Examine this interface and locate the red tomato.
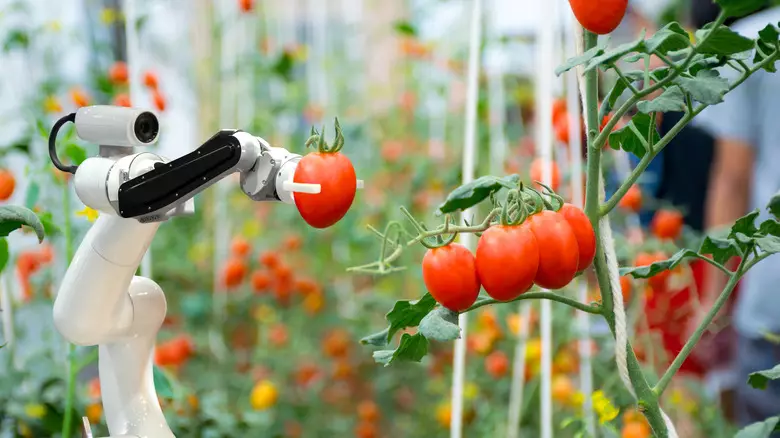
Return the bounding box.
[485,350,510,378]
[259,251,281,268]
[619,185,643,212]
[293,152,356,229]
[552,99,568,126]
[558,204,596,271]
[152,91,166,112]
[620,275,632,303]
[251,270,272,292]
[530,159,561,192]
[476,224,539,301]
[422,243,481,312]
[554,116,570,144]
[527,210,580,290]
[239,0,254,12]
[113,93,131,107]
[143,71,159,89]
[108,61,128,84]
[231,236,251,257]
[651,209,684,240]
[569,0,628,35]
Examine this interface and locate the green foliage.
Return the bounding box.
[154,365,175,399]
[418,306,460,341]
[393,20,417,37]
[674,71,730,105]
[620,249,699,278]
[636,86,686,113]
[373,333,429,366]
[695,26,754,55]
[435,174,519,215]
[748,365,780,390]
[645,22,690,55]
[715,0,768,18]
[0,238,8,273]
[0,205,45,242]
[384,293,436,344]
[608,113,660,158]
[734,416,780,438]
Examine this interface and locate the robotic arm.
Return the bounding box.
[49,106,328,438]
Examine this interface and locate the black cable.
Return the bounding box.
[49,113,78,174]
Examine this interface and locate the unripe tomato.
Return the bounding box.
[421,243,481,312]
[70,88,90,108]
[485,350,510,378]
[250,380,278,410]
[558,203,596,271]
[569,0,628,35]
[651,209,683,240]
[293,151,356,228]
[475,224,539,301]
[527,210,580,290]
[552,375,575,405]
[0,169,16,200]
[635,251,670,291]
[530,158,561,192]
[619,185,643,212]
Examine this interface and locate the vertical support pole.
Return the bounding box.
[451,1,481,437]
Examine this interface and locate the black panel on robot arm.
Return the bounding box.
[117,130,243,218]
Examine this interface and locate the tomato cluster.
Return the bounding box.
[422,202,596,312]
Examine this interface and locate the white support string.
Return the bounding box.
[535,1,557,436]
[563,7,594,436]
[123,0,153,279]
[506,303,531,438]
[451,1,481,437]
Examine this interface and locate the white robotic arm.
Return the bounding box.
[48,106,324,438]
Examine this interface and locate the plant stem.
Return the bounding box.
[581,30,669,437]
[465,291,602,315]
[654,260,744,396]
[62,182,76,438]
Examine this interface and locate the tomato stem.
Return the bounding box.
[463,289,602,314]
[535,182,565,211]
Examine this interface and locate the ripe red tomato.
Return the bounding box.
[635,251,670,291]
[422,243,481,312]
[569,0,628,35]
[527,210,580,290]
[476,224,539,301]
[554,116,570,145]
[152,91,166,112]
[485,350,510,378]
[231,236,251,257]
[108,61,128,84]
[619,185,643,212]
[143,71,158,89]
[552,99,568,126]
[558,204,596,271]
[293,152,356,229]
[620,275,632,303]
[651,209,683,240]
[239,0,254,12]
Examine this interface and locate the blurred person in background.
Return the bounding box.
[691,0,780,431]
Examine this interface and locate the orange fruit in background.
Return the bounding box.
[485,351,510,378]
[552,98,568,125]
[283,234,302,251]
[85,403,102,424]
[634,251,670,291]
[231,236,251,257]
[108,61,128,84]
[355,421,378,438]
[619,185,643,212]
[357,400,380,422]
[551,375,575,405]
[530,158,561,192]
[620,275,632,303]
[553,349,578,375]
[554,116,570,144]
[87,378,101,399]
[651,209,684,240]
[251,270,272,292]
[222,258,247,288]
[268,323,289,347]
[143,70,159,89]
[273,263,293,283]
[303,291,325,314]
[239,0,254,13]
[294,277,319,295]
[259,251,281,268]
[380,140,404,164]
[152,90,166,112]
[113,93,131,107]
[323,329,351,359]
[70,88,90,108]
[621,421,651,438]
[0,169,16,201]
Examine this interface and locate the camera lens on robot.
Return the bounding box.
[134,112,159,144]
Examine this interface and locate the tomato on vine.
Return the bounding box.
[293,120,357,229]
[422,243,480,312]
[619,185,643,212]
[558,203,596,271]
[651,209,683,240]
[569,0,628,35]
[476,224,539,301]
[527,210,580,290]
[0,169,16,200]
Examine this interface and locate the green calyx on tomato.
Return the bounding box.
[305,117,345,154]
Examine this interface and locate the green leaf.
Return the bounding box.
[272,51,294,81]
[584,35,646,73]
[695,25,755,55]
[555,40,607,75]
[636,86,686,113]
[393,21,417,36]
[0,206,45,242]
[418,307,461,341]
[606,77,630,108]
[361,328,390,347]
[36,211,60,237]
[3,29,29,51]
[734,416,780,438]
[373,333,429,366]
[715,0,768,18]
[436,174,519,215]
[768,191,780,220]
[756,235,780,254]
[63,144,87,166]
[0,238,8,274]
[700,236,741,264]
[607,112,660,158]
[153,365,174,399]
[689,54,727,76]
[755,24,780,73]
[730,209,760,239]
[646,22,691,55]
[759,219,780,237]
[385,293,437,343]
[24,182,39,209]
[620,249,697,279]
[748,365,780,390]
[674,71,730,105]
